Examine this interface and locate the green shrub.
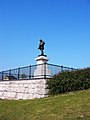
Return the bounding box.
[47,68,90,95]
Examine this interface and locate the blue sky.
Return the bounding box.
[0,0,90,71]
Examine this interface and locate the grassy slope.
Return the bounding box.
[0,89,90,120]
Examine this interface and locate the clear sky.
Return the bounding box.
[0,0,90,71]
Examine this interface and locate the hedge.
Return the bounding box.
[47,68,90,95]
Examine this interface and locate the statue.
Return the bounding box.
[38,39,45,56]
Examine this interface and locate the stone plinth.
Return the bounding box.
[35,55,48,64]
[34,55,50,78]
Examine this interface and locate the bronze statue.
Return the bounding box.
[38,39,45,56]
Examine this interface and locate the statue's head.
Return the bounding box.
[40,39,42,42]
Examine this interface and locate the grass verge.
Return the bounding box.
[0,89,90,120]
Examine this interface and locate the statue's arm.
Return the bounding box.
[38,44,40,49]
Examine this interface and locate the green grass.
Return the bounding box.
[0,89,90,120]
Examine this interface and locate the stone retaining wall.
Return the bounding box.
[0,79,48,100]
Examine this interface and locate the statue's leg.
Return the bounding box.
[41,50,44,55]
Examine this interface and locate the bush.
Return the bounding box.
[47,68,90,95]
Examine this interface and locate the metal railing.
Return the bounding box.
[0,63,76,81]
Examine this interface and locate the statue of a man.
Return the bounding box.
[38,39,45,55]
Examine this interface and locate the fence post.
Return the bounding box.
[18,68,20,79]
[2,71,3,80]
[29,65,31,79]
[44,63,46,79]
[61,66,63,72]
[9,69,11,77]
[71,68,74,71]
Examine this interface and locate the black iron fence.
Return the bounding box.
[0,63,76,81]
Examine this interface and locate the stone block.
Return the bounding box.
[0,79,48,100]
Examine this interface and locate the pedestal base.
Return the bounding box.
[38,55,47,57]
[35,55,48,64]
[34,56,50,78]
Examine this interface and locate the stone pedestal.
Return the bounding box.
[34,55,50,78]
